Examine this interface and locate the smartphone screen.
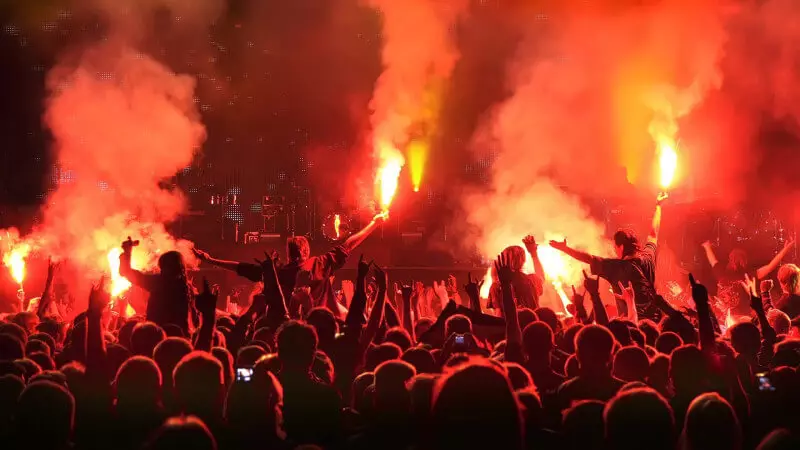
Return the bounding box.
[454,335,465,345]
[236,367,254,383]
[756,373,775,392]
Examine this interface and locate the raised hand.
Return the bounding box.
[688,274,709,308]
[401,282,413,300]
[657,192,669,205]
[583,270,600,296]
[549,238,569,252]
[121,236,140,253]
[357,254,372,280]
[522,235,538,252]
[373,264,388,292]
[784,238,796,251]
[760,279,774,293]
[739,273,758,298]
[373,211,389,223]
[432,280,449,303]
[494,253,514,285]
[464,273,484,300]
[615,280,635,305]
[88,276,110,318]
[196,277,219,317]
[445,274,458,295]
[570,285,585,307]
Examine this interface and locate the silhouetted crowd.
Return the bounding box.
[2,229,800,450]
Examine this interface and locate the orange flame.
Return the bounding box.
[107,247,148,298]
[3,242,30,286]
[479,239,577,316]
[334,214,341,239]
[376,140,405,211]
[107,248,131,297]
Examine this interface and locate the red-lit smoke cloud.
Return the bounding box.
[367,0,467,206]
[25,0,222,284]
[460,1,734,289]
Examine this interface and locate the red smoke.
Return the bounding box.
[367,0,467,207]
[0,0,222,306]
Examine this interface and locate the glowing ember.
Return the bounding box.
[334,214,341,239]
[658,139,678,189]
[376,140,405,212]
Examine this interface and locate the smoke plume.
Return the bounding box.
[461,1,733,290]
[367,0,467,204]
[29,0,222,283]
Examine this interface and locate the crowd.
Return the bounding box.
[2,206,800,450]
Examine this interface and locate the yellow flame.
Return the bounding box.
[536,245,574,317]
[408,139,427,193]
[658,139,678,189]
[108,247,147,298]
[377,140,405,211]
[107,248,131,297]
[3,244,30,286]
[334,214,341,239]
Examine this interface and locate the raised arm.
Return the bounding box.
[496,254,522,348]
[193,248,241,272]
[700,241,719,268]
[37,259,57,320]
[689,274,715,353]
[342,212,387,254]
[257,253,289,328]
[756,239,795,280]
[359,264,387,353]
[119,238,156,290]
[86,278,110,383]
[584,271,609,327]
[549,239,595,265]
[401,283,415,342]
[463,273,484,314]
[648,193,668,244]
[523,236,547,281]
[194,278,218,352]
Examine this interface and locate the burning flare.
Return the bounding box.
[107,248,131,297]
[376,140,405,211]
[4,247,28,287]
[334,214,341,239]
[2,231,30,287]
[658,138,678,189]
[408,139,428,193]
[479,238,577,316]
